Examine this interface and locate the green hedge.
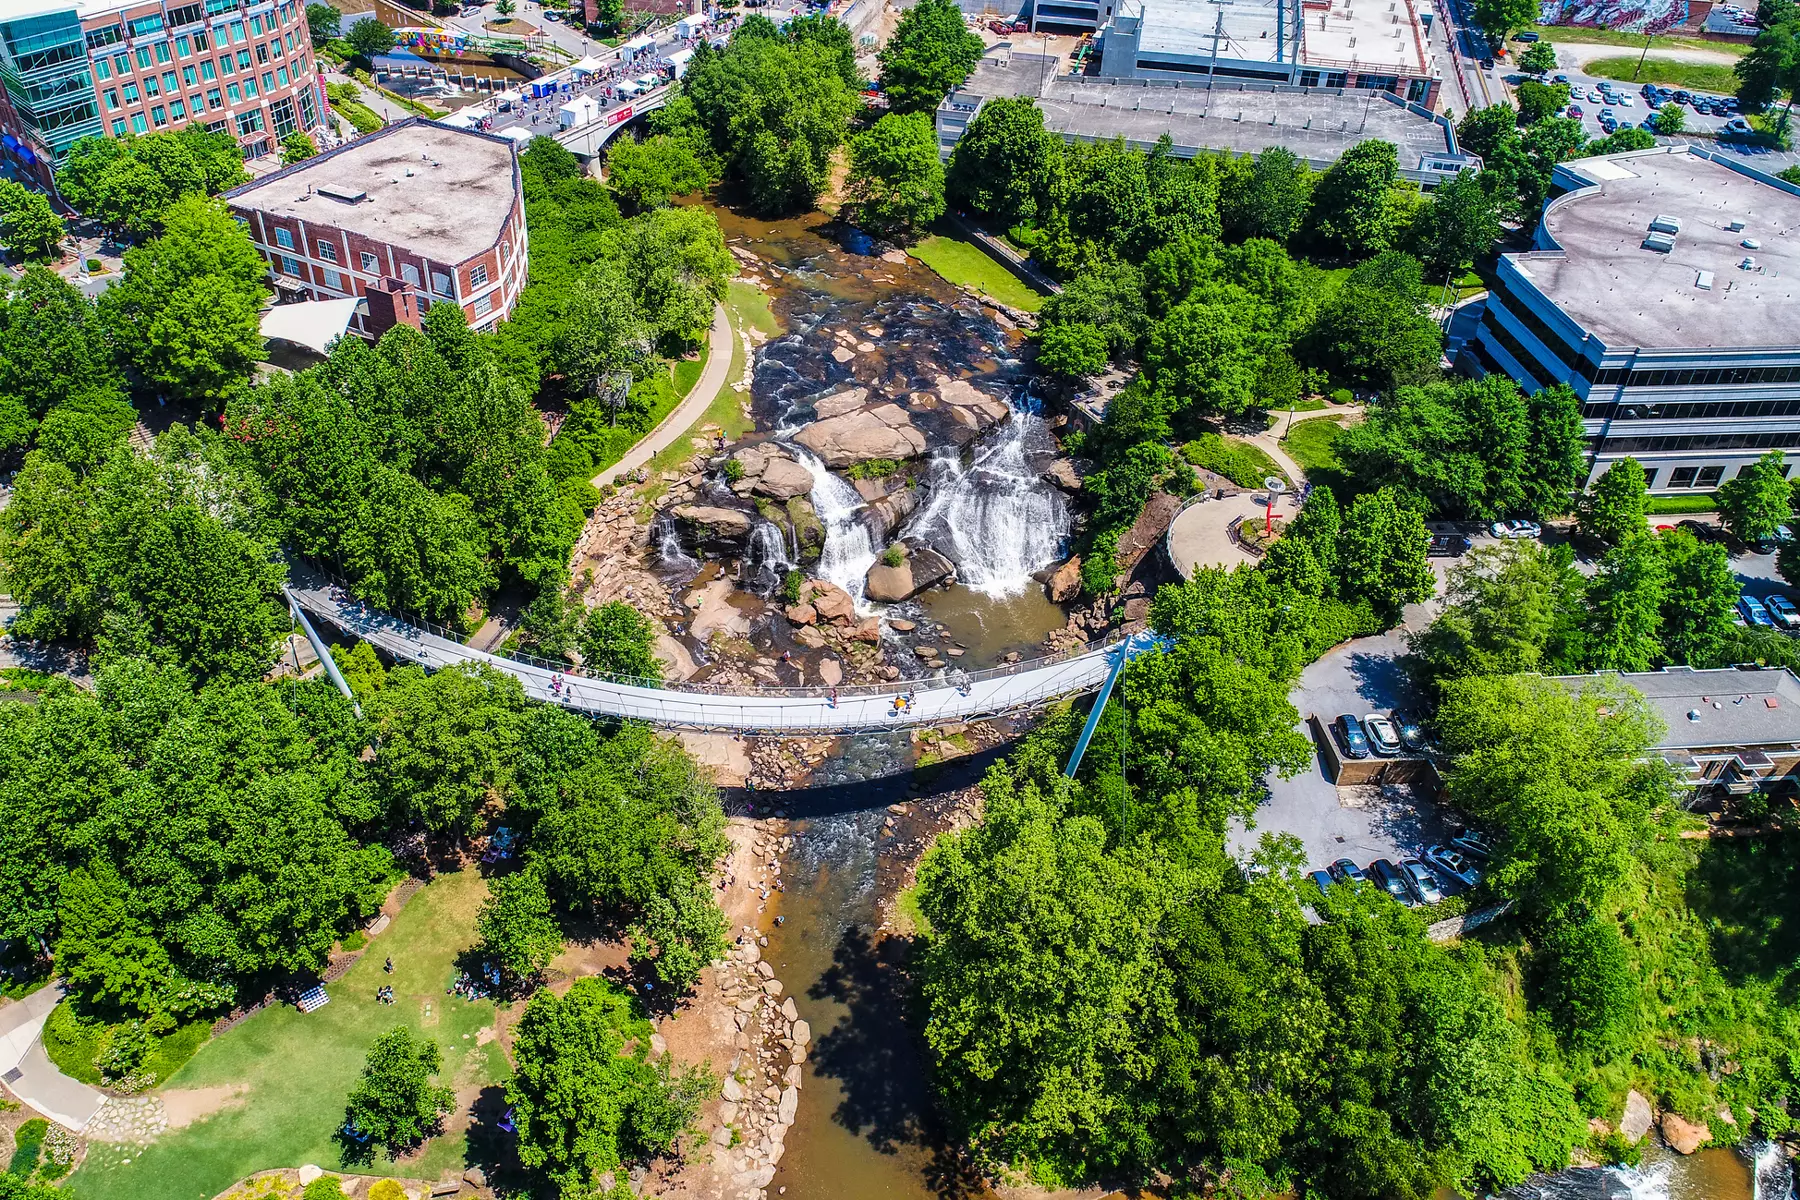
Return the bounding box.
[1647,493,1719,514]
[41,1002,210,1089]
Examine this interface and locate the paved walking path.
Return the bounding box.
[592,302,732,490]
[0,982,107,1132]
[289,580,1158,734]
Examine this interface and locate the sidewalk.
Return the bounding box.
[0,982,108,1132]
[592,301,733,490]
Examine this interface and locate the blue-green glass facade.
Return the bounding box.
[0,9,101,160]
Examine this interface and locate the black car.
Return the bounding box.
[1391,709,1427,753]
[1479,55,1495,69]
[1428,533,1472,557]
[1370,859,1416,906]
[1334,714,1371,759]
[1328,858,1368,885]
[1676,519,1725,544]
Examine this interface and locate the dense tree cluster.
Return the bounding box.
[877,0,984,114]
[1735,0,1800,117]
[846,111,947,239]
[57,128,247,236]
[652,17,860,213]
[0,659,391,1021]
[916,717,1583,1196]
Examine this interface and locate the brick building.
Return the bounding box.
[224,118,528,337]
[0,0,326,189]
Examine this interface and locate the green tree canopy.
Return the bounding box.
[1337,486,1435,618]
[0,181,64,262]
[846,111,947,238]
[877,0,985,113]
[366,664,525,835]
[1717,449,1791,544]
[305,1,340,43]
[603,133,718,213]
[56,128,247,235]
[1220,146,1315,245]
[1304,140,1414,258]
[477,868,564,984]
[341,1026,455,1161]
[345,16,397,59]
[1578,457,1649,547]
[945,97,1062,226]
[1411,168,1500,279]
[1408,540,1585,691]
[579,600,663,681]
[1472,0,1538,36]
[507,977,710,1193]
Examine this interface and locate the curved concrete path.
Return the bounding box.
[289,582,1155,734]
[592,302,733,490]
[0,982,106,1131]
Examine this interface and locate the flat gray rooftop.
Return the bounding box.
[1136,0,1295,66]
[227,120,518,266]
[1524,147,1800,352]
[1557,666,1800,752]
[1031,76,1458,169]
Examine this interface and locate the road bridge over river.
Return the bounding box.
[287,583,1162,735]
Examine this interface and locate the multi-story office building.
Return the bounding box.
[0,0,326,189]
[1461,145,1800,494]
[225,118,528,337]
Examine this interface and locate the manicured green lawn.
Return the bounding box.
[1282,416,1347,477]
[1584,56,1739,91]
[1532,23,1746,56]
[69,870,508,1200]
[909,234,1047,313]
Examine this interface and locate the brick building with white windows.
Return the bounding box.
[224,118,529,337]
[0,0,326,189]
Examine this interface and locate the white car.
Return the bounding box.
[1488,519,1543,540]
[1618,94,1635,107]
[1588,89,1604,102]
[1766,594,1800,629]
[1363,713,1401,756]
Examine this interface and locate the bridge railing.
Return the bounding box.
[291,570,1135,701]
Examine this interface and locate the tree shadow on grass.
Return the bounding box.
[1684,832,1800,1003]
[461,1083,532,1196]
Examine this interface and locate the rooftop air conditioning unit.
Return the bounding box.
[1649,214,1683,235]
[1696,270,1715,290]
[1643,231,1676,252]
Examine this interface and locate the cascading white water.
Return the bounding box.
[1753,1140,1794,1200]
[657,518,698,569]
[909,399,1071,598]
[742,519,797,593]
[793,448,877,604]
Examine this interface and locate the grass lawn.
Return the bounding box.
[908,234,1047,313]
[1282,415,1347,478]
[1584,56,1740,91]
[1532,23,1746,56]
[1648,492,1721,514]
[69,870,508,1200]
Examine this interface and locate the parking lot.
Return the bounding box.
[1234,513,1796,894]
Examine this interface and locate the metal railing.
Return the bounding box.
[289,570,1130,701]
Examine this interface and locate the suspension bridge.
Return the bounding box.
[286,583,1165,739]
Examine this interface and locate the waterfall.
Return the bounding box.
[742,519,795,594]
[910,397,1070,598]
[1754,1140,1794,1200]
[655,516,697,570]
[794,448,877,605]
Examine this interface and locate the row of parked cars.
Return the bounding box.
[1307,833,1494,908]
[1332,710,1426,759]
[1740,593,1800,630]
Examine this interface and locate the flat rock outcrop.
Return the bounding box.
[792,404,928,469]
[673,504,754,553]
[864,545,955,603]
[728,444,816,501]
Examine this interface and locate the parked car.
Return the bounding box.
[1308,869,1335,895]
[1451,831,1495,861]
[1567,105,1583,119]
[1425,844,1482,888]
[1588,89,1604,102]
[1489,519,1543,540]
[1401,858,1445,905]
[1329,858,1368,886]
[1765,594,1800,629]
[1391,710,1427,753]
[1370,859,1416,906]
[1428,533,1472,557]
[1334,714,1371,759]
[1479,56,1495,69]
[1740,595,1776,628]
[1363,713,1402,756]
[1618,94,1635,107]
[1676,519,1726,544]
[1752,525,1794,555]
[1723,117,1754,136]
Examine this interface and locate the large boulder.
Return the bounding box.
[812,387,869,420]
[1114,491,1184,574]
[787,497,825,563]
[864,546,955,603]
[807,581,856,625]
[1042,459,1083,491]
[1043,556,1082,603]
[793,405,928,469]
[673,504,753,553]
[1620,1090,1653,1144]
[1660,1113,1710,1155]
[935,378,1012,438]
[728,444,816,501]
[864,485,920,544]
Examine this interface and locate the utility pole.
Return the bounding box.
[1634,29,1654,80]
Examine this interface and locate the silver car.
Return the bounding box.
[1401,858,1444,905]
[1425,845,1481,888]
